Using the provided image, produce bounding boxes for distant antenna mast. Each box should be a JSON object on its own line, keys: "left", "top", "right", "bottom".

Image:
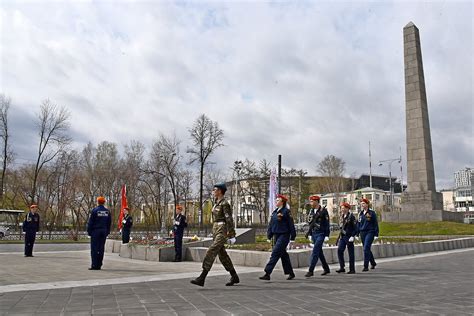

{"left": 369, "top": 141, "right": 373, "bottom": 188}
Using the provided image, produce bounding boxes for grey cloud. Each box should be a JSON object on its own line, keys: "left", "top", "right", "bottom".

{"left": 1, "top": 1, "right": 471, "bottom": 191}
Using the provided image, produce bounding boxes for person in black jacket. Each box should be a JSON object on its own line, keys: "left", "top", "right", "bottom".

{"left": 121, "top": 207, "right": 133, "bottom": 244}
{"left": 173, "top": 205, "right": 187, "bottom": 262}
{"left": 23, "top": 204, "right": 40, "bottom": 257}
{"left": 259, "top": 194, "right": 296, "bottom": 281}
{"left": 305, "top": 195, "right": 331, "bottom": 277}
{"left": 336, "top": 202, "right": 357, "bottom": 274}
{"left": 87, "top": 196, "right": 111, "bottom": 270}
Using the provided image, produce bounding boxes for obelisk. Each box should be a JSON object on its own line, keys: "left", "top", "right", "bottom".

{"left": 402, "top": 22, "right": 443, "bottom": 215}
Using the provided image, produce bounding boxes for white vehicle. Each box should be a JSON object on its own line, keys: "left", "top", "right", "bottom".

{"left": 0, "top": 226, "right": 10, "bottom": 238}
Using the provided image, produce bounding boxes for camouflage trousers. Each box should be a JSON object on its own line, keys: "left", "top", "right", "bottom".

{"left": 202, "top": 224, "right": 235, "bottom": 272}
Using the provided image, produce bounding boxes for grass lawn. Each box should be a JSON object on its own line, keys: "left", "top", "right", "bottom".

{"left": 380, "top": 221, "right": 474, "bottom": 236}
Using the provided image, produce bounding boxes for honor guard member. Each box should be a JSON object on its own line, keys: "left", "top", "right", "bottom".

{"left": 191, "top": 183, "right": 239, "bottom": 287}
{"left": 357, "top": 198, "right": 379, "bottom": 272}
{"left": 23, "top": 204, "right": 40, "bottom": 257}
{"left": 173, "top": 205, "right": 187, "bottom": 262}
{"left": 259, "top": 194, "right": 296, "bottom": 281}
{"left": 87, "top": 196, "right": 111, "bottom": 270}
{"left": 305, "top": 195, "right": 331, "bottom": 277}
{"left": 336, "top": 202, "right": 357, "bottom": 274}
{"left": 121, "top": 207, "right": 133, "bottom": 244}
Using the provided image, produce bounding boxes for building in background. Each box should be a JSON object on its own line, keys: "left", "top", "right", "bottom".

{"left": 440, "top": 189, "right": 455, "bottom": 212}
{"left": 453, "top": 167, "right": 473, "bottom": 212}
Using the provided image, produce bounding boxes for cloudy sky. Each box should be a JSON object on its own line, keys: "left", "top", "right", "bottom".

{"left": 0, "top": 0, "right": 472, "bottom": 190}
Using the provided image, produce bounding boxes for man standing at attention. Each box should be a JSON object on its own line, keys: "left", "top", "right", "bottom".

{"left": 23, "top": 204, "right": 40, "bottom": 257}
{"left": 87, "top": 196, "right": 111, "bottom": 270}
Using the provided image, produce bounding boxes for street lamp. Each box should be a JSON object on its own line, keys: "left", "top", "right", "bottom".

{"left": 378, "top": 158, "right": 401, "bottom": 212}
{"left": 233, "top": 160, "right": 243, "bottom": 228}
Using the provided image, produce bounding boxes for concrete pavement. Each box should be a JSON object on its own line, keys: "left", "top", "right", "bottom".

{"left": 0, "top": 246, "right": 473, "bottom": 315}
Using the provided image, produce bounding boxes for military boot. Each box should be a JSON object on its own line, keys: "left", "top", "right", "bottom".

{"left": 190, "top": 270, "right": 208, "bottom": 287}
{"left": 226, "top": 269, "right": 240, "bottom": 286}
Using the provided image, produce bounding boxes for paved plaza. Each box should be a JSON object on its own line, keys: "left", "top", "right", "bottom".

{"left": 0, "top": 245, "right": 473, "bottom": 316}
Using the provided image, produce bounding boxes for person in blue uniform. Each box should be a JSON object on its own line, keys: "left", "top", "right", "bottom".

{"left": 87, "top": 196, "right": 111, "bottom": 270}
{"left": 121, "top": 207, "right": 133, "bottom": 244}
{"left": 173, "top": 204, "right": 187, "bottom": 262}
{"left": 23, "top": 204, "right": 40, "bottom": 257}
{"left": 336, "top": 202, "right": 357, "bottom": 274}
{"left": 259, "top": 194, "right": 296, "bottom": 281}
{"left": 305, "top": 195, "right": 331, "bottom": 277}
{"left": 357, "top": 198, "right": 379, "bottom": 272}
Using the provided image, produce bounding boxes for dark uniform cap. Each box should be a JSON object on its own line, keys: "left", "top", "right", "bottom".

{"left": 214, "top": 182, "right": 227, "bottom": 194}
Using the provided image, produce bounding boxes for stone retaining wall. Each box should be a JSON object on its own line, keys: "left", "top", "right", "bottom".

{"left": 105, "top": 228, "right": 256, "bottom": 262}
{"left": 186, "top": 237, "right": 474, "bottom": 268}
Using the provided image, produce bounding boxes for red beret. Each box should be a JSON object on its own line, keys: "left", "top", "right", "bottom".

{"left": 97, "top": 196, "right": 106, "bottom": 204}
{"left": 30, "top": 204, "right": 38, "bottom": 208}
{"left": 276, "top": 194, "right": 288, "bottom": 202}
{"left": 360, "top": 198, "right": 370, "bottom": 204}
{"left": 340, "top": 202, "right": 351, "bottom": 209}
{"left": 123, "top": 207, "right": 129, "bottom": 211}
{"left": 176, "top": 205, "right": 183, "bottom": 210}
{"left": 309, "top": 195, "right": 320, "bottom": 201}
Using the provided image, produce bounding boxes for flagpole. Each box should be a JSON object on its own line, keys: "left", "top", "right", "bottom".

{"left": 369, "top": 141, "right": 373, "bottom": 188}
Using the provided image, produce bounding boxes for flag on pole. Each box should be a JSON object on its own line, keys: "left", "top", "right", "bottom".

{"left": 268, "top": 168, "right": 278, "bottom": 215}
{"left": 118, "top": 184, "right": 128, "bottom": 230}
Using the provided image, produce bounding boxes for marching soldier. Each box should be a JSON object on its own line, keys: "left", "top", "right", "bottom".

{"left": 23, "top": 204, "right": 40, "bottom": 257}
{"left": 336, "top": 202, "right": 357, "bottom": 274}
{"left": 191, "top": 183, "right": 239, "bottom": 287}
{"left": 305, "top": 195, "right": 330, "bottom": 277}
{"left": 259, "top": 194, "right": 296, "bottom": 281}
{"left": 121, "top": 207, "right": 133, "bottom": 244}
{"left": 357, "top": 198, "right": 379, "bottom": 272}
{"left": 173, "top": 205, "right": 187, "bottom": 262}
{"left": 87, "top": 196, "right": 111, "bottom": 270}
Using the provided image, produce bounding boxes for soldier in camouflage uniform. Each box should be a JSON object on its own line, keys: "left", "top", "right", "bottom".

{"left": 190, "top": 182, "right": 239, "bottom": 287}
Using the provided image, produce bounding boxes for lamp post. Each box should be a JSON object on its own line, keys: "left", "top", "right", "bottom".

{"left": 378, "top": 158, "right": 401, "bottom": 212}
{"left": 233, "top": 160, "right": 243, "bottom": 228}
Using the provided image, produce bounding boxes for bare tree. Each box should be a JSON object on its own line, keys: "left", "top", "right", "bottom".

{"left": 187, "top": 114, "right": 224, "bottom": 228}
{"left": 30, "top": 100, "right": 71, "bottom": 204}
{"left": 317, "top": 155, "right": 346, "bottom": 219}
{"left": 0, "top": 94, "right": 14, "bottom": 205}
{"left": 152, "top": 133, "right": 181, "bottom": 219}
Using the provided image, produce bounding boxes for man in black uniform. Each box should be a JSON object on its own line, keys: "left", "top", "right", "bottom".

{"left": 173, "top": 205, "right": 187, "bottom": 262}
{"left": 87, "top": 196, "right": 111, "bottom": 270}
{"left": 23, "top": 204, "right": 40, "bottom": 257}
{"left": 121, "top": 207, "right": 133, "bottom": 244}
{"left": 305, "top": 195, "right": 331, "bottom": 277}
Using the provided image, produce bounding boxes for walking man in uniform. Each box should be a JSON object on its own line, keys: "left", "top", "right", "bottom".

{"left": 336, "top": 202, "right": 357, "bottom": 274}
{"left": 173, "top": 204, "right": 187, "bottom": 262}
{"left": 121, "top": 207, "right": 133, "bottom": 244}
{"left": 23, "top": 204, "right": 40, "bottom": 257}
{"left": 259, "top": 194, "right": 296, "bottom": 281}
{"left": 87, "top": 196, "right": 111, "bottom": 270}
{"left": 357, "top": 198, "right": 379, "bottom": 272}
{"left": 190, "top": 183, "right": 239, "bottom": 287}
{"left": 305, "top": 195, "right": 331, "bottom": 277}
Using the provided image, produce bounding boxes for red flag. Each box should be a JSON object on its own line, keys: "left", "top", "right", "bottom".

{"left": 118, "top": 184, "right": 128, "bottom": 230}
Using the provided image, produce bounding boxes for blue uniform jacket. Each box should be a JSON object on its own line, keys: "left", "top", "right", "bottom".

{"left": 173, "top": 213, "right": 187, "bottom": 234}
{"left": 357, "top": 209, "right": 379, "bottom": 237}
{"left": 340, "top": 212, "right": 357, "bottom": 237}
{"left": 87, "top": 205, "right": 112, "bottom": 236}
{"left": 308, "top": 206, "right": 330, "bottom": 237}
{"left": 267, "top": 207, "right": 296, "bottom": 241}
{"left": 23, "top": 212, "right": 40, "bottom": 232}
